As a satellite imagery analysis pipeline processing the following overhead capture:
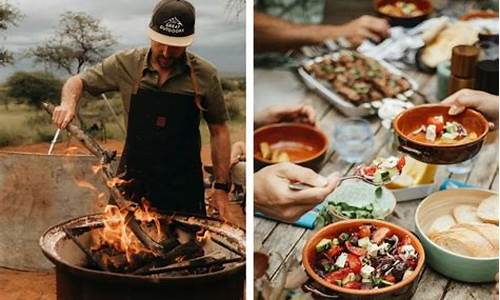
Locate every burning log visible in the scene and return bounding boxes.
[62,226,108,271]
[41,102,164,256]
[132,241,204,275]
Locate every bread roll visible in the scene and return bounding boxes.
[428,214,456,236]
[453,205,483,224]
[430,224,498,258]
[477,195,499,225]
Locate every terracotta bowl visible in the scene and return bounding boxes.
[303,219,426,299]
[393,104,489,164]
[254,123,328,171]
[415,189,499,283]
[374,0,433,28]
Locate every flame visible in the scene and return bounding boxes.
[91,201,166,262]
[92,164,103,174]
[63,146,81,155]
[106,177,129,189]
[196,229,211,244]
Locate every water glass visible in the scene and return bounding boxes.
[447,158,475,174]
[333,118,374,163]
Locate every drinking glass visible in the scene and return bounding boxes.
[333,118,374,163]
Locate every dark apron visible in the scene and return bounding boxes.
[118,66,206,215]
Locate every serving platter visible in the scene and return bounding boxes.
[298,51,419,117]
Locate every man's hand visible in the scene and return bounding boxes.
[335,15,390,45]
[213,190,245,228]
[52,103,76,129]
[255,104,316,128]
[254,163,339,223]
[442,89,499,130]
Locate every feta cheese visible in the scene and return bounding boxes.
[435,115,444,123]
[332,238,339,246]
[335,253,348,268]
[442,131,458,140]
[400,245,415,259]
[379,156,398,169]
[358,237,371,249]
[403,269,414,280]
[367,243,379,257]
[361,265,375,279]
[425,125,437,142]
[378,242,390,255]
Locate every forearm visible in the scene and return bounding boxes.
[209,123,231,183]
[254,11,342,53]
[60,75,84,110]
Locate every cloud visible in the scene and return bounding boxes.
[0,0,245,80]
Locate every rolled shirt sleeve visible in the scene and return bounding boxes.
[202,73,229,124]
[79,54,122,96]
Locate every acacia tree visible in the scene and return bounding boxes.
[0,1,22,66]
[30,11,116,75]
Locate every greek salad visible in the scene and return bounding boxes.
[312,224,419,290]
[355,156,406,185]
[412,116,477,144]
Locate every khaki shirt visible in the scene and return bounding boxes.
[79,47,228,124]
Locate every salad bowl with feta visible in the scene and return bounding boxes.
[303,219,425,299]
[393,104,489,164]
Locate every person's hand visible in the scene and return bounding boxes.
[254,163,339,223]
[52,103,76,129]
[441,89,499,130]
[336,15,390,45]
[254,104,316,128]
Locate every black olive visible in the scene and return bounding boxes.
[392,263,408,282]
[350,236,359,246]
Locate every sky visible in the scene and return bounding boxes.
[0,0,245,81]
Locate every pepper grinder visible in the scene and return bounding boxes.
[448,45,479,95]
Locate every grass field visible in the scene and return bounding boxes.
[0,78,245,148]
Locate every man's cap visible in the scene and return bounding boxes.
[148,0,195,47]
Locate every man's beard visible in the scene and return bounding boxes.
[156,55,176,69]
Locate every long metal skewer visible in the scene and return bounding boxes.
[47,128,61,155]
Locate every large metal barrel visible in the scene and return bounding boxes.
[0,151,112,270]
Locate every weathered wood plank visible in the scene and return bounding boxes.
[412,268,449,300]
[442,281,495,300]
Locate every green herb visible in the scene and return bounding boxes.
[339,232,350,242]
[375,186,383,198]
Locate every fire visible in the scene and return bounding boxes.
[91,201,166,262]
[106,177,130,189]
[91,164,103,174]
[63,146,81,155]
[196,229,211,244]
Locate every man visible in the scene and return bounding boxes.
[52,0,231,218]
[254,0,390,62]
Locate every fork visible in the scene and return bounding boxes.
[288,175,382,191]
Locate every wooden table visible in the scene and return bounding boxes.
[254,67,499,299]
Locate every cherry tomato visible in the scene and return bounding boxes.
[426,117,444,134]
[371,227,393,244]
[407,258,418,269]
[384,274,396,283]
[345,241,367,256]
[325,267,352,284]
[344,281,362,289]
[358,225,371,238]
[346,254,362,274]
[363,166,377,176]
[401,235,412,245]
[396,156,406,171]
[325,246,343,259]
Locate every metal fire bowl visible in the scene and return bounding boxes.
[40,213,246,300]
[0,151,114,271]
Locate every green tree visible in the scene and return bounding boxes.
[30,11,116,75]
[0,1,22,66]
[6,71,63,107]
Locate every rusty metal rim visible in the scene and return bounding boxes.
[39,213,245,284]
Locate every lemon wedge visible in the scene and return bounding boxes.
[386,156,437,189]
